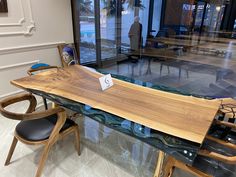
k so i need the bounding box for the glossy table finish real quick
[27,89,200,165]
[11,65,220,144]
[11,65,220,164]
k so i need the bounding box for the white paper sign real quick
[99,74,114,91]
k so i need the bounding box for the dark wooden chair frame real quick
[163,119,236,177]
[0,93,80,177]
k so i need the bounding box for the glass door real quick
[120,0,151,49]
[203,3,225,32]
[192,0,225,35]
[77,0,97,64]
[73,0,156,66]
[121,1,135,49]
[233,18,236,38]
[193,1,207,33]
[234,19,236,31]
[100,0,117,61]
[148,0,162,37]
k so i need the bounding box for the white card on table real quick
[99,74,114,91]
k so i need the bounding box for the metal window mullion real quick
[116,0,122,57]
[147,0,154,37]
[94,0,102,67]
[71,0,81,64]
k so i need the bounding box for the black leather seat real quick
[0,93,80,177]
[16,114,76,141]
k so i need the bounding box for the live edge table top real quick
[11,65,220,144]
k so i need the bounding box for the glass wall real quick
[71,1,236,176]
[139,0,150,46]
[121,2,135,46]
[152,0,162,36]
[193,1,205,32]
[100,1,117,60]
[234,18,236,31]
[78,0,96,64]
[72,0,236,98]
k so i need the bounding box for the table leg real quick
[153,150,165,177]
[43,98,48,110]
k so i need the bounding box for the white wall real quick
[0,0,74,98]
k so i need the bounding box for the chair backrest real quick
[0,93,37,120]
[0,93,65,121]
[27,63,58,76]
[199,148,236,164]
[199,119,236,164]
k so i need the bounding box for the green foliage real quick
[102,0,145,16]
[79,0,145,17]
[79,0,93,15]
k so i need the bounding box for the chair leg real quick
[167,66,170,74]
[164,156,213,177]
[174,159,213,177]
[43,98,48,110]
[5,136,18,166]
[160,64,163,76]
[74,126,80,156]
[179,68,181,80]
[35,144,52,177]
[153,151,165,177]
[163,157,175,177]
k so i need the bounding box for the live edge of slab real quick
[11,65,221,145]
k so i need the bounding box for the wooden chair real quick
[0,93,80,177]
[27,63,58,110]
[27,63,58,76]
[163,119,236,177]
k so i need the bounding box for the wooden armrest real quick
[1,106,65,121]
[0,93,65,121]
[206,135,236,150]
[214,119,236,130]
[199,149,236,164]
[0,93,37,116]
[27,66,58,76]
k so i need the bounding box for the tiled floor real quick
[0,99,201,177]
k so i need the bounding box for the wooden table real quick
[11,65,220,177]
[220,98,236,119]
[121,48,176,59]
[153,36,234,58]
[122,47,236,70]
[208,30,236,36]
[148,37,205,49]
[172,34,236,45]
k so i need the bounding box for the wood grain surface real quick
[11,65,220,144]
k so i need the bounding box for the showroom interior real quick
[0,0,236,177]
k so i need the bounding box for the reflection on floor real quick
[100,57,236,98]
[1,101,236,177]
[80,46,117,64]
